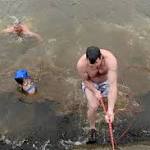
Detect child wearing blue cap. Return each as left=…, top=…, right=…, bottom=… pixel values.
left=14, top=69, right=37, bottom=95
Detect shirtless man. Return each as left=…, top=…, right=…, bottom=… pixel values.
left=77, top=46, right=117, bottom=143
left=1, top=22, right=42, bottom=41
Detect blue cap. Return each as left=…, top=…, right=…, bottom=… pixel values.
left=14, top=69, right=30, bottom=79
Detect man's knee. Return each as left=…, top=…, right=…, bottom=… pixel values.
left=88, top=104, right=99, bottom=112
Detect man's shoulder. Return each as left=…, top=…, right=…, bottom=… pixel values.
left=77, top=54, right=86, bottom=70
left=101, top=49, right=117, bottom=69
left=101, top=49, right=114, bottom=56
left=77, top=54, right=86, bottom=63
left=101, top=49, right=116, bottom=60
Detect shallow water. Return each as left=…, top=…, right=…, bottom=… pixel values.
left=0, top=0, right=150, bottom=149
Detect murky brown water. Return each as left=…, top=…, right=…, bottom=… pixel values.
left=0, top=0, right=150, bottom=149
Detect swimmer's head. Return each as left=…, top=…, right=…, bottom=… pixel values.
left=14, top=69, right=30, bottom=80
left=14, top=20, right=21, bottom=26
left=14, top=22, right=23, bottom=33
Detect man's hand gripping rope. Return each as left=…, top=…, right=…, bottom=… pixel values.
left=99, top=97, right=116, bottom=150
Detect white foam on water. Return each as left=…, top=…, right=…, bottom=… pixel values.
left=0, top=134, right=27, bottom=149
left=142, top=130, right=150, bottom=136
left=41, top=140, right=51, bottom=150
left=9, top=16, right=19, bottom=24
left=17, top=37, right=23, bottom=43
left=60, top=138, right=87, bottom=149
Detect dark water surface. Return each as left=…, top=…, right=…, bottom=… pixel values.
left=0, top=92, right=84, bottom=150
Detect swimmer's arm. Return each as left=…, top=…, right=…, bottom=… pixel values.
left=1, top=26, right=14, bottom=33
left=24, top=31, right=43, bottom=41
left=20, top=24, right=42, bottom=41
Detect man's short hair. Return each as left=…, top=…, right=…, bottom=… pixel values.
left=86, top=46, right=102, bottom=64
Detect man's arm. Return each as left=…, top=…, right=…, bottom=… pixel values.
left=84, top=79, right=99, bottom=94
left=77, top=60, right=102, bottom=99
left=105, top=57, right=117, bottom=123
left=107, top=69, right=117, bottom=113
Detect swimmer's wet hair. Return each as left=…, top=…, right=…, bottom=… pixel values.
left=86, top=46, right=102, bottom=64
left=15, top=78, right=24, bottom=85
left=14, top=19, right=21, bottom=25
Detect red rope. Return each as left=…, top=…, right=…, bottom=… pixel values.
left=99, top=98, right=116, bottom=150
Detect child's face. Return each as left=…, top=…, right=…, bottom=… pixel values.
left=23, top=78, right=32, bottom=86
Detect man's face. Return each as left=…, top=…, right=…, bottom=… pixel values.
left=87, top=57, right=102, bottom=69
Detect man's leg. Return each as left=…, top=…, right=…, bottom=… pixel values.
left=85, top=88, right=100, bottom=143
left=85, top=88, right=99, bottom=129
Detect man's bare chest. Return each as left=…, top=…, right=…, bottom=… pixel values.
left=87, top=66, right=108, bottom=78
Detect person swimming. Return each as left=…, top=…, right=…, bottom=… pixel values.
left=13, top=22, right=24, bottom=37
left=14, top=69, right=37, bottom=95
left=1, top=21, right=42, bottom=41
